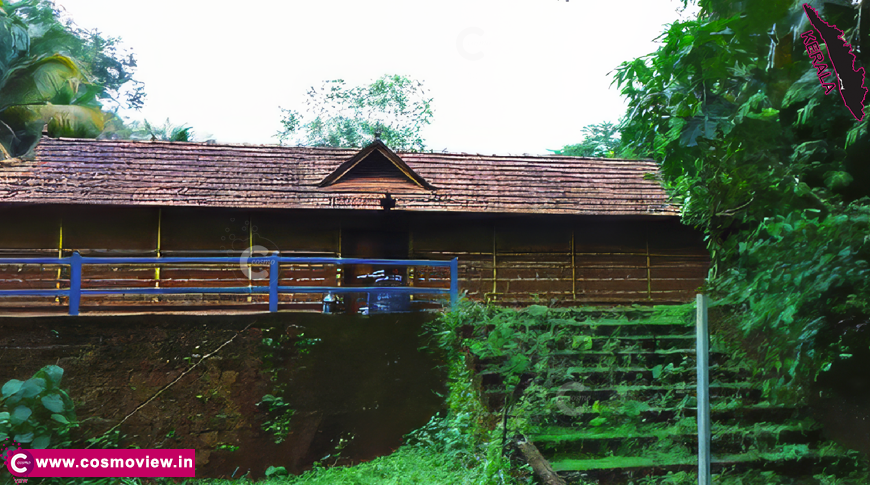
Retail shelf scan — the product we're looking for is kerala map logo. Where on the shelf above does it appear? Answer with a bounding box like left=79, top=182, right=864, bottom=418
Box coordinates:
left=801, top=3, right=867, bottom=121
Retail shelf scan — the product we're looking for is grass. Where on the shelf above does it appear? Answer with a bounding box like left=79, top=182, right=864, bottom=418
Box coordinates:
left=183, top=446, right=494, bottom=485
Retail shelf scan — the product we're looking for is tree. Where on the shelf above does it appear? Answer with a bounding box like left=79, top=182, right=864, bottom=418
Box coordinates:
left=22, top=1, right=144, bottom=111
left=277, top=74, right=434, bottom=151
left=550, top=121, right=622, bottom=157
left=0, top=0, right=144, bottom=158
left=109, top=118, right=196, bottom=142
left=613, top=0, right=870, bottom=393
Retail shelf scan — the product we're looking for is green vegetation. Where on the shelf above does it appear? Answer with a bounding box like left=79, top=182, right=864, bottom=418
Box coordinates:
left=11, top=1, right=144, bottom=111
left=551, top=121, right=623, bottom=158
left=256, top=394, right=295, bottom=444
left=177, top=301, right=865, bottom=483
left=276, top=446, right=490, bottom=485
left=227, top=301, right=529, bottom=484
left=119, top=118, right=197, bottom=142
left=0, top=365, right=76, bottom=448
left=7, top=303, right=869, bottom=484
left=257, top=330, right=297, bottom=445
left=0, top=0, right=144, bottom=158
left=428, top=301, right=868, bottom=483
left=164, top=446, right=491, bottom=485
left=610, top=0, right=870, bottom=397
left=276, top=74, right=434, bottom=151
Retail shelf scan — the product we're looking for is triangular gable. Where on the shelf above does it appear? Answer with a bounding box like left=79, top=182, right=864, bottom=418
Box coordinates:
left=319, top=140, right=434, bottom=190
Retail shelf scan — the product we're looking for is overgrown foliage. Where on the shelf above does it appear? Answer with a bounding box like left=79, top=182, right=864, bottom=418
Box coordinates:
left=0, top=0, right=144, bottom=158
left=181, top=446, right=495, bottom=485
left=612, top=0, right=870, bottom=393
left=433, top=302, right=869, bottom=483
left=276, top=74, right=433, bottom=151
left=551, top=121, right=623, bottom=158
left=0, top=365, right=77, bottom=449
left=429, top=303, right=696, bottom=435
left=111, top=118, right=197, bottom=142
left=20, top=0, right=144, bottom=111
left=256, top=394, right=295, bottom=445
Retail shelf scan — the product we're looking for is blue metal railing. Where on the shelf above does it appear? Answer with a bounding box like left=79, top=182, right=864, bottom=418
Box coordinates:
left=0, top=252, right=459, bottom=316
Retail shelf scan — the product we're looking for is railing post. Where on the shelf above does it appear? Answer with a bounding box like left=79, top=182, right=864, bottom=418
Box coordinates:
left=269, top=252, right=279, bottom=313
left=696, top=293, right=711, bottom=485
left=449, top=257, right=459, bottom=309
left=69, top=252, right=82, bottom=316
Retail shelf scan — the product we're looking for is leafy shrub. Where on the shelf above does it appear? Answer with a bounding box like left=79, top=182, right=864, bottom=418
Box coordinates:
left=257, top=394, right=295, bottom=444
left=0, top=365, right=76, bottom=448
left=713, top=202, right=870, bottom=397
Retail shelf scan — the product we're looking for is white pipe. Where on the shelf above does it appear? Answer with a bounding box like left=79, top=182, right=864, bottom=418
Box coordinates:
left=696, top=293, right=711, bottom=485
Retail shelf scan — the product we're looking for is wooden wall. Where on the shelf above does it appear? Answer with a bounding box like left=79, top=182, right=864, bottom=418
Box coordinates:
left=409, top=213, right=708, bottom=306
left=0, top=205, right=708, bottom=313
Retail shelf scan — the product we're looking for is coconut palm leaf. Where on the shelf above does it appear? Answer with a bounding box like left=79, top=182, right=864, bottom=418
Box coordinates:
left=0, top=1, right=117, bottom=159
left=0, top=5, right=29, bottom=78
left=0, top=54, right=97, bottom=109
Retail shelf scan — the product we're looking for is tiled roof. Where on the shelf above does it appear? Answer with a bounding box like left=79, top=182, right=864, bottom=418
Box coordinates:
left=0, top=137, right=678, bottom=216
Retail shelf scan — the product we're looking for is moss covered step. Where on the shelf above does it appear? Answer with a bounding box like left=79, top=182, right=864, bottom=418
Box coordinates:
left=551, top=347, right=697, bottom=357
left=539, top=403, right=804, bottom=429
left=551, top=350, right=698, bottom=368
left=486, top=382, right=760, bottom=403
left=550, top=447, right=863, bottom=484
left=549, top=364, right=749, bottom=386
left=528, top=321, right=694, bottom=337
left=538, top=349, right=740, bottom=368
left=529, top=421, right=823, bottom=456
left=555, top=306, right=695, bottom=321
left=531, top=419, right=821, bottom=441
left=480, top=366, right=747, bottom=389
left=554, top=335, right=698, bottom=352
left=552, top=307, right=666, bottom=318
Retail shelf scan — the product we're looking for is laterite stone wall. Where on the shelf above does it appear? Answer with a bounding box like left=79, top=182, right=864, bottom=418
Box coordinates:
left=0, top=312, right=444, bottom=478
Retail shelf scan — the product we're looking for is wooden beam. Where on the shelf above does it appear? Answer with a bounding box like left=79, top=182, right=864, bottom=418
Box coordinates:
left=247, top=212, right=253, bottom=303
left=571, top=231, right=576, bottom=300
left=337, top=224, right=342, bottom=287
left=409, top=230, right=415, bottom=296
left=646, top=240, right=652, bottom=300
left=55, top=218, right=63, bottom=304
left=155, top=208, right=162, bottom=288
left=491, top=225, right=497, bottom=300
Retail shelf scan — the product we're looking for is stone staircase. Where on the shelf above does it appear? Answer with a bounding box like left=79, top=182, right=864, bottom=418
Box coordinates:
left=475, top=306, right=868, bottom=484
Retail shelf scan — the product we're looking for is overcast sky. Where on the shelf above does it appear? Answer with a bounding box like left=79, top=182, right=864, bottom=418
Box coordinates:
left=55, top=0, right=694, bottom=155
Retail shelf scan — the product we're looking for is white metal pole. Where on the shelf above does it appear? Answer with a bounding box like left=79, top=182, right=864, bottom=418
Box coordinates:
left=696, top=293, right=711, bottom=485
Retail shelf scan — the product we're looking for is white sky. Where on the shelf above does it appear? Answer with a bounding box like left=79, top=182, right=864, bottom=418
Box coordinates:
left=55, top=0, right=694, bottom=155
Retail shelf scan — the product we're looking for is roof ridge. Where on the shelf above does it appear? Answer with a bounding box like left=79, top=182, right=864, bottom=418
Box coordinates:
left=43, top=137, right=656, bottom=162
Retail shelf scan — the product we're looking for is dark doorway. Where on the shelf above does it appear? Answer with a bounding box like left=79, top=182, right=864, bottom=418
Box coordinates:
left=341, top=229, right=409, bottom=314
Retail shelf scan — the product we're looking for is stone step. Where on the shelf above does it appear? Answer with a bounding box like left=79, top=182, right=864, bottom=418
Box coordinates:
left=531, top=421, right=822, bottom=456
left=533, top=403, right=804, bottom=429
left=552, top=448, right=863, bottom=484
